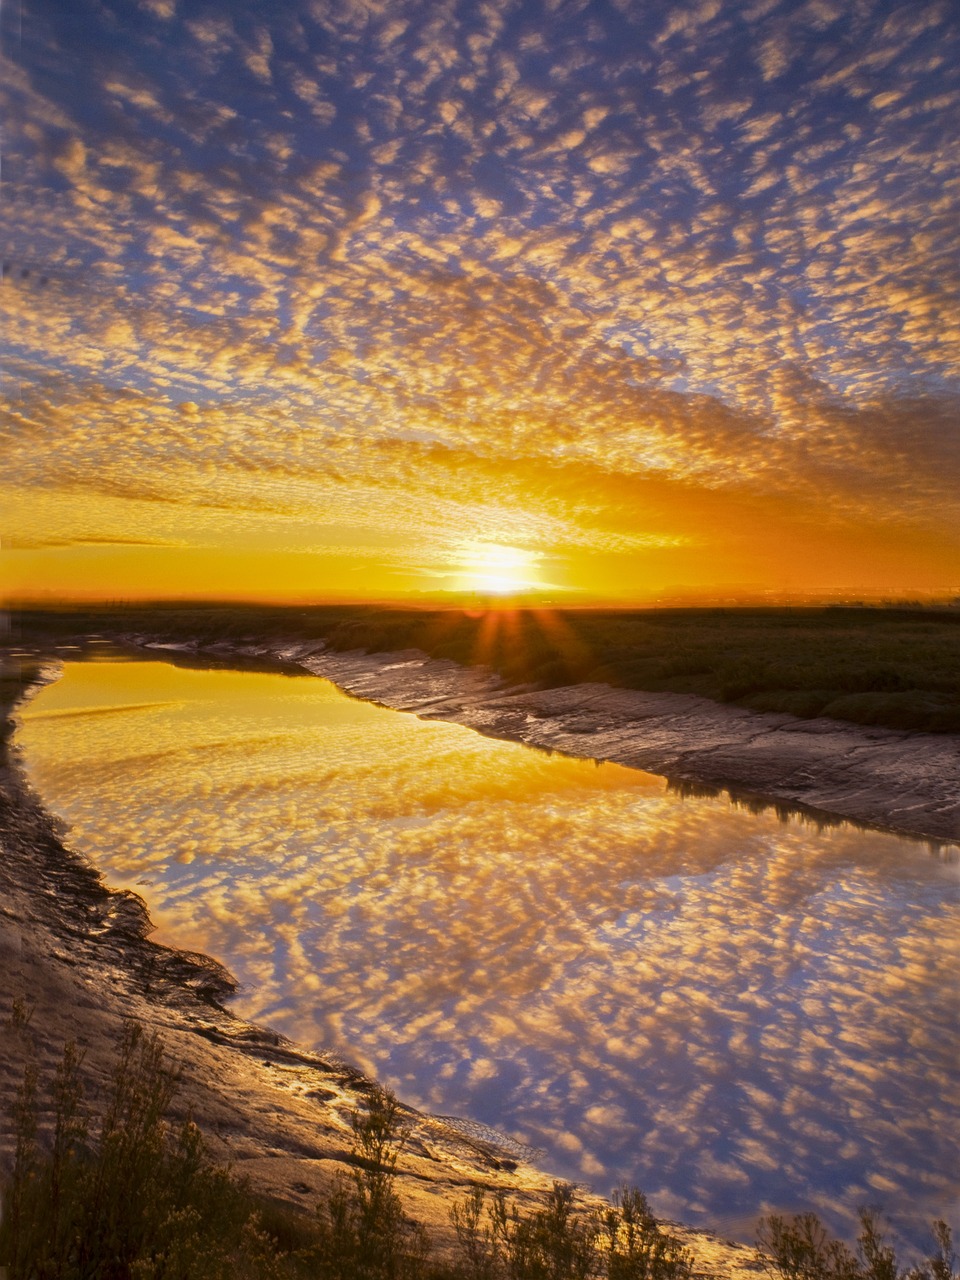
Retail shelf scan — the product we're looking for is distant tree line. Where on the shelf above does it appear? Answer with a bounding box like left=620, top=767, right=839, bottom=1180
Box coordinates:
left=10, top=601, right=960, bottom=733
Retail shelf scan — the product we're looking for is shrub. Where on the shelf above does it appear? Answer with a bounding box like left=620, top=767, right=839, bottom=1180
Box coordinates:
left=452, top=1181, right=596, bottom=1279
left=598, top=1186, right=693, bottom=1280
left=488, top=1181, right=597, bottom=1280
left=756, top=1210, right=959, bottom=1280
left=756, top=1212, right=861, bottom=1280
left=0, top=1022, right=314, bottom=1279
left=313, top=1083, right=431, bottom=1280
left=450, top=1180, right=694, bottom=1280
left=450, top=1186, right=500, bottom=1280
left=908, top=1221, right=958, bottom=1280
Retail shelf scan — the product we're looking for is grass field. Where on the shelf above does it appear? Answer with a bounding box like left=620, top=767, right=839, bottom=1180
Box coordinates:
left=8, top=603, right=960, bottom=734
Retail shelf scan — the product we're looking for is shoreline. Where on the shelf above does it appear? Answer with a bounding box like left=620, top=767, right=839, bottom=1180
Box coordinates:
left=135, top=633, right=959, bottom=847
left=0, top=649, right=763, bottom=1276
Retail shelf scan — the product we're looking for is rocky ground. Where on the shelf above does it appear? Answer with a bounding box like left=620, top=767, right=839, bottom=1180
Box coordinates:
left=0, top=648, right=764, bottom=1276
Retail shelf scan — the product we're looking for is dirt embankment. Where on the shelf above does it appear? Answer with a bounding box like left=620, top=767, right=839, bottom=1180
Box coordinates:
left=0, top=653, right=761, bottom=1277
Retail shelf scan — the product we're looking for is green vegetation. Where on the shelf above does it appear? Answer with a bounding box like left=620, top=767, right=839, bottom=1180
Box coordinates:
left=756, top=1211, right=958, bottom=1280
left=1, top=1018, right=957, bottom=1279
left=0, top=1022, right=698, bottom=1279
left=11, top=601, right=960, bottom=733
left=312, top=1084, right=430, bottom=1279
left=0, top=1022, right=320, bottom=1279
left=451, top=1182, right=693, bottom=1280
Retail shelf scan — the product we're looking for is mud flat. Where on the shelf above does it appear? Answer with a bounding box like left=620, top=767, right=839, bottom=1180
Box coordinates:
left=0, top=656, right=762, bottom=1276
left=142, top=635, right=959, bottom=846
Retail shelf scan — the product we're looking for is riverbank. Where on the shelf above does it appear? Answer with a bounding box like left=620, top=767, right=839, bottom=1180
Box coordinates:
left=0, top=651, right=763, bottom=1276
left=137, top=634, right=959, bottom=846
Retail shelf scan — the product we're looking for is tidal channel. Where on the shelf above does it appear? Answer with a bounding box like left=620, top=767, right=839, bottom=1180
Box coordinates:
left=15, top=657, right=960, bottom=1247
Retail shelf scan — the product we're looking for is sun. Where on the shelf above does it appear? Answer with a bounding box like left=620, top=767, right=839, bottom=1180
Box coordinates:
left=454, top=541, right=543, bottom=596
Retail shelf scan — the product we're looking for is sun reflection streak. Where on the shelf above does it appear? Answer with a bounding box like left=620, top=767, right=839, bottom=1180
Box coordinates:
left=15, top=660, right=960, bottom=1248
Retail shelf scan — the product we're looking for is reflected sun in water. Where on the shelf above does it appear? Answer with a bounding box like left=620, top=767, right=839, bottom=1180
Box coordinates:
left=17, top=659, right=960, bottom=1247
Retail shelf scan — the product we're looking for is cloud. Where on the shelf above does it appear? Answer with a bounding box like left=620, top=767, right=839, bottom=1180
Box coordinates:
left=1, top=0, right=958, bottom=598
left=140, top=0, right=176, bottom=17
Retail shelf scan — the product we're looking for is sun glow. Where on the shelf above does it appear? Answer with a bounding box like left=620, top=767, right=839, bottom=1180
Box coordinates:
left=455, top=542, right=543, bottom=596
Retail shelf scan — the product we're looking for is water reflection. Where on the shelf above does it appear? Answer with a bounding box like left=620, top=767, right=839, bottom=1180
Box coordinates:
left=17, top=661, right=960, bottom=1246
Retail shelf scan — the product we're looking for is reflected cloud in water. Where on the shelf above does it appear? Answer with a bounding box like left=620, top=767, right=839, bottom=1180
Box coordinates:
left=18, top=661, right=960, bottom=1245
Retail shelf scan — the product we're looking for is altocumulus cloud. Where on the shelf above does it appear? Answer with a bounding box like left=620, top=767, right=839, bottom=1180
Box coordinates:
left=2, top=0, right=959, bottom=593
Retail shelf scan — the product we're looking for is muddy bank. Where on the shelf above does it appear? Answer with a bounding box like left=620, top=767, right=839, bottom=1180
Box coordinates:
left=0, top=654, right=761, bottom=1277
left=137, top=635, right=959, bottom=846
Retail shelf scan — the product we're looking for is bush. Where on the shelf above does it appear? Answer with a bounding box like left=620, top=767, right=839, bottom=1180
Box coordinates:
left=8, top=1016, right=954, bottom=1280
left=756, top=1212, right=862, bottom=1280
left=0, top=1022, right=315, bottom=1279
left=450, top=1180, right=693, bottom=1280
left=451, top=1181, right=596, bottom=1279
left=598, top=1186, right=692, bottom=1280
left=313, top=1084, right=430, bottom=1280
left=492, top=1181, right=597, bottom=1280
left=756, top=1210, right=959, bottom=1280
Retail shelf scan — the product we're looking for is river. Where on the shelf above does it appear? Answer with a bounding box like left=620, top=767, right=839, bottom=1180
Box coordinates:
left=15, top=655, right=960, bottom=1248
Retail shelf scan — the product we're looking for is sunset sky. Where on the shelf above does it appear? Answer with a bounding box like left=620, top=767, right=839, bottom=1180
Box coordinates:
left=3, top=0, right=959, bottom=604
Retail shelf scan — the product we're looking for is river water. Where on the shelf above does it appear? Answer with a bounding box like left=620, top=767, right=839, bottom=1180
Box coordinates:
left=15, top=656, right=960, bottom=1247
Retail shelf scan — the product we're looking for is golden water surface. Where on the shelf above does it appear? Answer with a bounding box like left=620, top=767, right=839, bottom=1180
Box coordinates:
left=17, top=659, right=960, bottom=1245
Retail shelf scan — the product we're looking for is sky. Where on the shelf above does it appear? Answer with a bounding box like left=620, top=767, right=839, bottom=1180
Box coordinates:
left=2, top=0, right=959, bottom=605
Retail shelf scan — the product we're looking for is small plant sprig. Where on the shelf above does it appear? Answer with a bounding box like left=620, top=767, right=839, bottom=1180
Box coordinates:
left=9, top=996, right=35, bottom=1031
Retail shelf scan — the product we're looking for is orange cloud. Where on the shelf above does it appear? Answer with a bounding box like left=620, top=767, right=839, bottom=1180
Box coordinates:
left=2, top=0, right=958, bottom=602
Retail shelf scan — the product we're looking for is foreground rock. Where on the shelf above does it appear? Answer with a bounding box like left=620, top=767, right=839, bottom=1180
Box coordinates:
left=0, top=656, right=761, bottom=1277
